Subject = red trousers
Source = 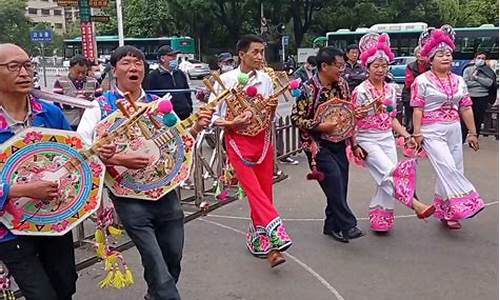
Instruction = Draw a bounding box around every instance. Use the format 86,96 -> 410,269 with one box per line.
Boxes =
225,130 -> 278,228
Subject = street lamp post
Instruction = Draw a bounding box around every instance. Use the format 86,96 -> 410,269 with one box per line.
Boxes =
116,0 -> 125,46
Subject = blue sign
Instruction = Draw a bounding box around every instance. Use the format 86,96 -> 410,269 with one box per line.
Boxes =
30,30 -> 52,42
282,35 -> 289,46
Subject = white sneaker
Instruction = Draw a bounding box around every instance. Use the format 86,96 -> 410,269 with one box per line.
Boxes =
279,157 -> 299,165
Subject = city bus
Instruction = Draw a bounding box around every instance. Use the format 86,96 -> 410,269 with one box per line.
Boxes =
325,23 -> 499,75
63,35 -> 196,61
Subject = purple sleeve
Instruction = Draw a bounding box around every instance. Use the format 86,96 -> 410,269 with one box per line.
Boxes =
0,181 -> 11,210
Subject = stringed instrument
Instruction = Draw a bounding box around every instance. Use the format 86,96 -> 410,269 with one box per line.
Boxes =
96,72 -> 251,200
0,107 -> 147,236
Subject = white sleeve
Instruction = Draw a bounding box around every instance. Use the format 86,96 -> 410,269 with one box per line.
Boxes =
209,79 -> 227,125
264,76 -> 274,97
77,100 -> 102,145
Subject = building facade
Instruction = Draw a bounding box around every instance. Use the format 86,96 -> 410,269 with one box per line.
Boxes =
26,0 -> 80,34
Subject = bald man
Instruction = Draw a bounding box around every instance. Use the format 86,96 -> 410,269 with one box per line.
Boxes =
0,44 -> 114,300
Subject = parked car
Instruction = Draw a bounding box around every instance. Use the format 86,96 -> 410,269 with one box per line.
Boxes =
146,60 -> 159,71
389,56 -> 416,84
185,59 -> 211,79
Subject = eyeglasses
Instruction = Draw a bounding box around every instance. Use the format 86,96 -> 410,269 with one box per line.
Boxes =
0,61 -> 35,73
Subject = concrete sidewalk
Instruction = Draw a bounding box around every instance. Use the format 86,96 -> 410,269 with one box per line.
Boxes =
75,138 -> 499,300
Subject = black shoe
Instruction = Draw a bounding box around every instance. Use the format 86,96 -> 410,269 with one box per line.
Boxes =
323,229 -> 349,243
344,227 -> 364,240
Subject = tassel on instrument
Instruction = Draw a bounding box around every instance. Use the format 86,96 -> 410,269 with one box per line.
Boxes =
306,161 -> 325,181
124,266 -> 135,286
99,269 -> 115,288
0,265 -> 15,300
95,207 -> 134,289
238,185 -> 246,200
108,225 -> 123,237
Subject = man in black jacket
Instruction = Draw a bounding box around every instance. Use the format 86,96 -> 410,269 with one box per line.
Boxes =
145,45 -> 193,120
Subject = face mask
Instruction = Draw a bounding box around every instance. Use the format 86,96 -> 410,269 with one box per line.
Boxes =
475,59 -> 485,67
93,72 -> 101,79
169,59 -> 178,70
220,65 -> 234,73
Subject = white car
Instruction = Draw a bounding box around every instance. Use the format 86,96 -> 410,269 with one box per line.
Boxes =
183,59 -> 211,79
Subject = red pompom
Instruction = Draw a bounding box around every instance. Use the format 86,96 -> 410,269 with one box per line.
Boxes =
306,166 -> 325,181
396,136 -> 405,147
157,99 -> 173,114
383,98 -> 393,106
246,85 -> 258,97
378,34 -> 388,44
289,79 -> 301,90
307,170 -> 325,181
216,190 -> 229,202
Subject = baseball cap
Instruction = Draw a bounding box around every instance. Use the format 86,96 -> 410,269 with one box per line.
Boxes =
217,52 -> 234,63
157,45 -> 181,57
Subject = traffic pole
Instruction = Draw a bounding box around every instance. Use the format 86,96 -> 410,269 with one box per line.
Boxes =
116,0 -> 125,46
41,42 -> 47,88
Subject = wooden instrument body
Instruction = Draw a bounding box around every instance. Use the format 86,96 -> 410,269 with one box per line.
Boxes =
314,98 -> 357,143
0,128 -> 105,236
225,90 -> 278,136
96,101 -> 194,201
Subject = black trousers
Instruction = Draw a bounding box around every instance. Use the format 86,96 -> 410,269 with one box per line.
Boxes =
307,140 -> 357,233
461,96 -> 490,142
0,233 -> 77,300
112,191 -> 184,300
402,100 -> 414,134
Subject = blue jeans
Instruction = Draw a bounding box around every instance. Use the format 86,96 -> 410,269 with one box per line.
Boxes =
112,191 -> 184,300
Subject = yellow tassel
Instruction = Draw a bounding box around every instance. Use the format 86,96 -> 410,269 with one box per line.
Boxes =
95,229 -> 106,244
104,256 -> 117,271
112,269 -> 126,289
108,225 -> 123,237
96,243 -> 106,259
104,258 -> 112,271
99,270 -> 114,288
124,268 -> 134,286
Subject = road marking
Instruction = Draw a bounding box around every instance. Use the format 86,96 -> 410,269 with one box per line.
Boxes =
205,201 -> 499,222
198,218 -> 346,300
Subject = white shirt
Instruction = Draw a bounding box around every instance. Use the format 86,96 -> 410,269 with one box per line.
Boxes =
209,67 -> 274,124
77,88 -> 146,145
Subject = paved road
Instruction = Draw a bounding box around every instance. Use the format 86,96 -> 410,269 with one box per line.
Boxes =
74,138 -> 499,300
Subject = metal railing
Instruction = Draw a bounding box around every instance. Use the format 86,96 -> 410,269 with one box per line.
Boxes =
3,115 -> 302,299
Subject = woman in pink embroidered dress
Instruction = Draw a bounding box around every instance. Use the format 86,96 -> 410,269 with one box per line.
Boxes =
411,25 -> 485,230
351,33 -> 435,232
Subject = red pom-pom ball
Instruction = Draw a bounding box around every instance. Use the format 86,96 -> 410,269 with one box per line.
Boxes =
246,85 -> 258,97
289,79 -> 301,90
157,99 -> 173,114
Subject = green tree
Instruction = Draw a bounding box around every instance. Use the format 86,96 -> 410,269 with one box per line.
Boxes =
456,0 -> 499,26
0,0 -> 32,50
96,0 -> 176,37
